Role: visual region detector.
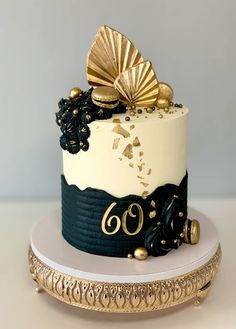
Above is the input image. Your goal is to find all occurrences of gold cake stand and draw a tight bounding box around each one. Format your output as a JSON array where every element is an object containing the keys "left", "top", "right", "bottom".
[{"left": 28, "top": 210, "right": 221, "bottom": 313}]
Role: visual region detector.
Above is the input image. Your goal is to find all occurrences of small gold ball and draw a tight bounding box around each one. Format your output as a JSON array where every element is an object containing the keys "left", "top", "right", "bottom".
[
  {"left": 156, "top": 98, "right": 170, "bottom": 109},
  {"left": 70, "top": 87, "right": 82, "bottom": 99},
  {"left": 179, "top": 212, "right": 184, "bottom": 217},
  {"left": 129, "top": 110, "right": 136, "bottom": 116},
  {"left": 73, "top": 109, "right": 79, "bottom": 115},
  {"left": 158, "top": 82, "right": 174, "bottom": 101},
  {"left": 146, "top": 107, "right": 154, "bottom": 113},
  {"left": 134, "top": 247, "right": 148, "bottom": 260},
  {"left": 127, "top": 253, "right": 133, "bottom": 259},
  {"left": 161, "top": 240, "right": 166, "bottom": 245},
  {"left": 164, "top": 107, "right": 169, "bottom": 113}
]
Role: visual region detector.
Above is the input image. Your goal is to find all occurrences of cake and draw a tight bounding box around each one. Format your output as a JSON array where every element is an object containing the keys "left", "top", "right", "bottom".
[{"left": 55, "top": 25, "right": 200, "bottom": 260}]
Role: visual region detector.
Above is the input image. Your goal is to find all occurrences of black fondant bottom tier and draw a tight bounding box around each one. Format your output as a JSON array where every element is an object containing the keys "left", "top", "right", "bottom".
[{"left": 61, "top": 173, "right": 188, "bottom": 258}]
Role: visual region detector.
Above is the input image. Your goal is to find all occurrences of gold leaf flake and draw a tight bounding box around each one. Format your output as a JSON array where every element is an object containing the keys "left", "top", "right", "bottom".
[
  {"left": 149, "top": 210, "right": 156, "bottom": 219},
  {"left": 113, "top": 118, "right": 121, "bottom": 123},
  {"left": 151, "top": 200, "right": 156, "bottom": 208},
  {"left": 112, "top": 124, "right": 130, "bottom": 138},
  {"left": 147, "top": 168, "right": 152, "bottom": 175},
  {"left": 140, "top": 182, "right": 149, "bottom": 187},
  {"left": 112, "top": 137, "right": 120, "bottom": 150},
  {"left": 139, "top": 151, "right": 144, "bottom": 156},
  {"left": 137, "top": 175, "right": 144, "bottom": 179},
  {"left": 118, "top": 157, "right": 122, "bottom": 161},
  {"left": 138, "top": 165, "right": 143, "bottom": 172},
  {"left": 130, "top": 124, "right": 135, "bottom": 130},
  {"left": 129, "top": 163, "right": 134, "bottom": 168},
  {"left": 122, "top": 144, "right": 133, "bottom": 159},
  {"left": 133, "top": 136, "right": 141, "bottom": 147},
  {"left": 141, "top": 191, "right": 149, "bottom": 199}
]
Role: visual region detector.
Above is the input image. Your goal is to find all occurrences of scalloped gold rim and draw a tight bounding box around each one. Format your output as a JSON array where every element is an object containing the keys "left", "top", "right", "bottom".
[{"left": 28, "top": 245, "right": 221, "bottom": 313}]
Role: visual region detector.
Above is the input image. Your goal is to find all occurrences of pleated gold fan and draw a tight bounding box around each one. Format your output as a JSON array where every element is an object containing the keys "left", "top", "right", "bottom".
[
  {"left": 114, "top": 61, "right": 159, "bottom": 107},
  {"left": 87, "top": 25, "right": 144, "bottom": 87}
]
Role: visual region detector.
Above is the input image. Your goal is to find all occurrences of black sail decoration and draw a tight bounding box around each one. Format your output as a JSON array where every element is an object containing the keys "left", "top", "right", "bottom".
[{"left": 143, "top": 195, "right": 186, "bottom": 256}]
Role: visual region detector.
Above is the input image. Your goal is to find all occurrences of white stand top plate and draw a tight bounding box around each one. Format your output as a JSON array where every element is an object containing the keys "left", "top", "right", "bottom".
[{"left": 31, "top": 208, "right": 219, "bottom": 283}]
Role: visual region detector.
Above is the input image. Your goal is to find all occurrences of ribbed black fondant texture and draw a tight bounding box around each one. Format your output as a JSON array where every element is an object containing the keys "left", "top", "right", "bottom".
[{"left": 61, "top": 173, "right": 188, "bottom": 257}]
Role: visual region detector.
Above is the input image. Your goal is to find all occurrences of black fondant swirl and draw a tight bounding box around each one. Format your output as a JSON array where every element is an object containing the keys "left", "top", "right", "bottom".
[
  {"left": 143, "top": 195, "right": 186, "bottom": 256},
  {"left": 56, "top": 88, "right": 127, "bottom": 154},
  {"left": 61, "top": 173, "right": 188, "bottom": 258}
]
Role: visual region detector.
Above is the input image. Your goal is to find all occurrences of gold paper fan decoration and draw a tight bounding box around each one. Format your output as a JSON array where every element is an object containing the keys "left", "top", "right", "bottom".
[
  {"left": 87, "top": 25, "right": 144, "bottom": 87},
  {"left": 114, "top": 61, "right": 159, "bottom": 107}
]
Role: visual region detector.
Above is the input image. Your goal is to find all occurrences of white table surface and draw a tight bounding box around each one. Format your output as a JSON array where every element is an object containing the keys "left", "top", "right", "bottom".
[{"left": 0, "top": 198, "right": 235, "bottom": 329}]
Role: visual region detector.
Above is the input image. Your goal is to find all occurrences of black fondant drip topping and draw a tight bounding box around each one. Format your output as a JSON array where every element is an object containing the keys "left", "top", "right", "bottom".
[
  {"left": 56, "top": 88, "right": 126, "bottom": 154},
  {"left": 61, "top": 173, "right": 188, "bottom": 258}
]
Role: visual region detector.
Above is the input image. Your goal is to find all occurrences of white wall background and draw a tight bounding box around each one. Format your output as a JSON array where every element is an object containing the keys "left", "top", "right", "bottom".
[{"left": 0, "top": 0, "right": 235, "bottom": 200}]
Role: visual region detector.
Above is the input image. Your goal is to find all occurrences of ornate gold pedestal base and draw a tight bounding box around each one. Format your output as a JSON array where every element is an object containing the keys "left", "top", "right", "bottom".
[{"left": 28, "top": 244, "right": 221, "bottom": 313}]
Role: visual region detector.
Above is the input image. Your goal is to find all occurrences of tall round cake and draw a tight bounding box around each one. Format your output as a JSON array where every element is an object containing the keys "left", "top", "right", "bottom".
[{"left": 56, "top": 25, "right": 200, "bottom": 260}]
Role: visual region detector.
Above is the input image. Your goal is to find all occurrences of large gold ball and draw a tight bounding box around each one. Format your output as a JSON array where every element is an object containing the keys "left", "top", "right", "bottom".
[
  {"left": 134, "top": 247, "right": 148, "bottom": 260},
  {"left": 159, "top": 82, "right": 174, "bottom": 101},
  {"left": 70, "top": 87, "right": 82, "bottom": 99},
  {"left": 156, "top": 98, "right": 170, "bottom": 109}
]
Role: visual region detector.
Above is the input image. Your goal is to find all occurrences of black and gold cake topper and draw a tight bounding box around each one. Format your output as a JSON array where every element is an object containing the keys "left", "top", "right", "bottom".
[{"left": 87, "top": 25, "right": 173, "bottom": 108}]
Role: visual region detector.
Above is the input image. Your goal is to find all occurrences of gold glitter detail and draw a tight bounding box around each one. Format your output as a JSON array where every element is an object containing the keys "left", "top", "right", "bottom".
[
  {"left": 140, "top": 182, "right": 149, "bottom": 188},
  {"left": 133, "top": 136, "right": 141, "bottom": 147},
  {"left": 112, "top": 124, "right": 130, "bottom": 138},
  {"left": 151, "top": 200, "right": 156, "bottom": 208},
  {"left": 161, "top": 240, "right": 166, "bottom": 245},
  {"left": 129, "top": 124, "right": 135, "bottom": 130},
  {"left": 122, "top": 144, "right": 133, "bottom": 159},
  {"left": 141, "top": 191, "right": 149, "bottom": 199},
  {"left": 149, "top": 210, "right": 156, "bottom": 219},
  {"left": 112, "top": 137, "right": 120, "bottom": 150},
  {"left": 139, "top": 151, "right": 144, "bottom": 156},
  {"left": 147, "top": 168, "right": 152, "bottom": 175},
  {"left": 179, "top": 212, "right": 184, "bottom": 217},
  {"left": 129, "top": 163, "right": 134, "bottom": 168},
  {"left": 113, "top": 118, "right": 121, "bottom": 123},
  {"left": 118, "top": 157, "right": 122, "bottom": 161}
]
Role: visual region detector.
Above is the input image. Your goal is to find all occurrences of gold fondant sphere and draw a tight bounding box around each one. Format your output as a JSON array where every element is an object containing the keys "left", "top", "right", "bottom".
[
  {"left": 127, "top": 253, "right": 133, "bottom": 259},
  {"left": 70, "top": 87, "right": 82, "bottom": 99},
  {"left": 156, "top": 98, "right": 170, "bottom": 109},
  {"left": 158, "top": 82, "right": 174, "bottom": 101},
  {"left": 134, "top": 247, "right": 148, "bottom": 260}
]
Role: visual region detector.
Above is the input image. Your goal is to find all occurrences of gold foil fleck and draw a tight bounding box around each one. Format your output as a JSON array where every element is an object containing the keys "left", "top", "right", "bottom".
[
  {"left": 113, "top": 118, "right": 121, "bottom": 123},
  {"left": 149, "top": 210, "right": 156, "bottom": 219},
  {"left": 141, "top": 191, "right": 149, "bottom": 199},
  {"left": 151, "top": 200, "right": 156, "bottom": 208},
  {"left": 133, "top": 136, "right": 141, "bottom": 147},
  {"left": 112, "top": 137, "right": 120, "bottom": 150},
  {"left": 138, "top": 165, "right": 143, "bottom": 172},
  {"left": 147, "top": 168, "right": 152, "bottom": 175},
  {"left": 118, "top": 157, "right": 122, "bottom": 161},
  {"left": 122, "top": 144, "right": 133, "bottom": 159},
  {"left": 112, "top": 124, "right": 130, "bottom": 138},
  {"left": 129, "top": 163, "right": 134, "bottom": 168},
  {"left": 140, "top": 182, "right": 149, "bottom": 188},
  {"left": 130, "top": 124, "right": 135, "bottom": 130},
  {"left": 137, "top": 175, "right": 144, "bottom": 179},
  {"left": 139, "top": 151, "right": 144, "bottom": 156}
]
